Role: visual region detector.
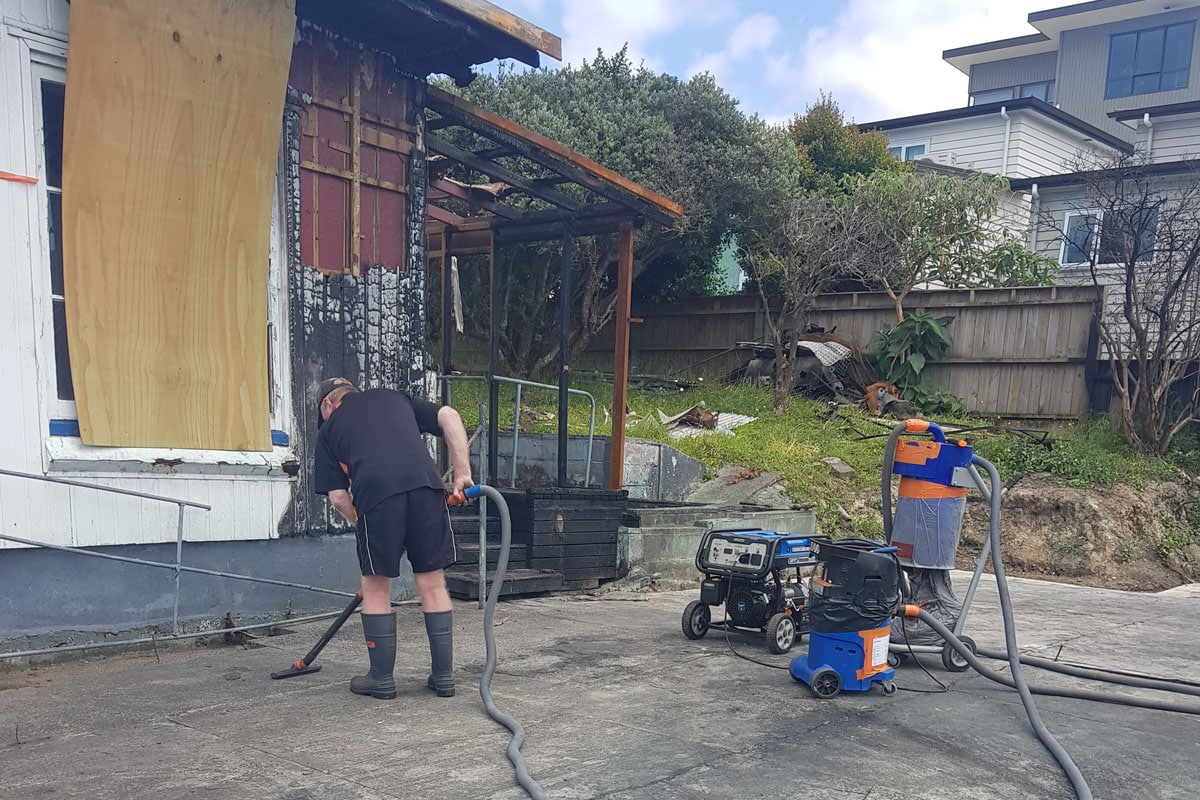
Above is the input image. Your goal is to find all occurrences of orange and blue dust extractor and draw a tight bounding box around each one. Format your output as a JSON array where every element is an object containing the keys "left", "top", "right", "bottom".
[
  {"left": 790, "top": 537, "right": 901, "bottom": 698},
  {"left": 885, "top": 420, "right": 978, "bottom": 669}
]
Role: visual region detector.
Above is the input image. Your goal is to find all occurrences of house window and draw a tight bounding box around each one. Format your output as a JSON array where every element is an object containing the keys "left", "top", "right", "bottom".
[
  {"left": 970, "top": 81, "right": 1055, "bottom": 106},
  {"left": 1106, "top": 22, "right": 1195, "bottom": 99},
  {"left": 888, "top": 142, "right": 928, "bottom": 161},
  {"left": 1061, "top": 210, "right": 1157, "bottom": 265},
  {"left": 39, "top": 79, "right": 72, "bottom": 404}
]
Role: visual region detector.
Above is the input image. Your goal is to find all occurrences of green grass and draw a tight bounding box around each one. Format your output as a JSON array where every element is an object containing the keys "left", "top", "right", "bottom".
[{"left": 447, "top": 379, "right": 1184, "bottom": 530}]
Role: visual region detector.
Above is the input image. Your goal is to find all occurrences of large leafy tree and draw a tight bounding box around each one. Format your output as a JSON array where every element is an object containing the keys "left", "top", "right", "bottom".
[
  {"left": 787, "top": 94, "right": 899, "bottom": 193},
  {"left": 849, "top": 170, "right": 1053, "bottom": 320},
  {"left": 438, "top": 49, "right": 759, "bottom": 375},
  {"left": 738, "top": 123, "right": 871, "bottom": 412}
]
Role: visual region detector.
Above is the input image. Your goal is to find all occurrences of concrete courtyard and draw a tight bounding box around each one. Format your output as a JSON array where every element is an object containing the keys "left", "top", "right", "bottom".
[{"left": 1, "top": 573, "right": 1197, "bottom": 799}]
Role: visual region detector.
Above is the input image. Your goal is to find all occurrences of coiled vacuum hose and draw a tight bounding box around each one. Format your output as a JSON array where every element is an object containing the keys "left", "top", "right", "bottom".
[{"left": 475, "top": 484, "right": 549, "bottom": 800}]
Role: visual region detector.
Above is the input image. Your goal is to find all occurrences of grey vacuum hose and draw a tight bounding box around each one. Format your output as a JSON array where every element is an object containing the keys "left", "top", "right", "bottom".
[
  {"left": 919, "top": 610, "right": 1200, "bottom": 715},
  {"left": 970, "top": 455, "right": 1093, "bottom": 800},
  {"left": 477, "top": 484, "right": 550, "bottom": 800}
]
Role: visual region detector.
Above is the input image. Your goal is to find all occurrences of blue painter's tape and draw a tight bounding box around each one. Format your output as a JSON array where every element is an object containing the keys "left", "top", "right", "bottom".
[
  {"left": 49, "top": 419, "right": 81, "bottom": 436},
  {"left": 271, "top": 430, "right": 290, "bottom": 447}
]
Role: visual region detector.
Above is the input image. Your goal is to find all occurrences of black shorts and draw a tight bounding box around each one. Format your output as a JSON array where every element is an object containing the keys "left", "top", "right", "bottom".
[{"left": 356, "top": 487, "right": 456, "bottom": 577}]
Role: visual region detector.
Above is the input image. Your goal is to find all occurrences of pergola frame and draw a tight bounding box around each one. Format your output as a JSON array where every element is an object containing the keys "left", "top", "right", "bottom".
[{"left": 423, "top": 87, "right": 682, "bottom": 489}]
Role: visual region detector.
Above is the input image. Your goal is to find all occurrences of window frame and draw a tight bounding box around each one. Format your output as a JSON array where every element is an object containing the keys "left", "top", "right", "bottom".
[
  {"left": 20, "top": 37, "right": 294, "bottom": 472},
  {"left": 1105, "top": 21, "right": 1195, "bottom": 99},
  {"left": 1059, "top": 208, "right": 1158, "bottom": 267},
  {"left": 887, "top": 139, "right": 931, "bottom": 161}
]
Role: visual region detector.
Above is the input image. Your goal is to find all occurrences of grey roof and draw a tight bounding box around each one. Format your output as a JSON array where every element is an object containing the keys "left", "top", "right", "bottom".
[{"left": 859, "top": 97, "right": 1134, "bottom": 155}]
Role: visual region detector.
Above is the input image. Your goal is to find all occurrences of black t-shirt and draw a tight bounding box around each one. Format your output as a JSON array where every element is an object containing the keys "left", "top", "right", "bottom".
[{"left": 313, "top": 389, "right": 445, "bottom": 514}]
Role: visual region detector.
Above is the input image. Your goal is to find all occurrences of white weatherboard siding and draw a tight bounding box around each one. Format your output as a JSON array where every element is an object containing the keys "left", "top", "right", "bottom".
[
  {"left": 1009, "top": 115, "right": 1115, "bottom": 178},
  {"left": 1136, "top": 114, "right": 1200, "bottom": 162},
  {"left": 885, "top": 116, "right": 1008, "bottom": 174},
  {"left": 0, "top": 1, "right": 295, "bottom": 549}
]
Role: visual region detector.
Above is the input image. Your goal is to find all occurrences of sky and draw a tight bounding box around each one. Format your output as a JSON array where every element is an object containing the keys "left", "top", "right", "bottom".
[{"left": 496, "top": 0, "right": 1053, "bottom": 124}]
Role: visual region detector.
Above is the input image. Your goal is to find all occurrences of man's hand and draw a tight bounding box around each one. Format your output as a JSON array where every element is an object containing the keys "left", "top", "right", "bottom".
[{"left": 452, "top": 473, "right": 474, "bottom": 495}]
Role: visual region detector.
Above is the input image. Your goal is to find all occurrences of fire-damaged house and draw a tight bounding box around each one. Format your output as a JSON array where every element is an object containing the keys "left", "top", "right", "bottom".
[{"left": 0, "top": 0, "right": 681, "bottom": 649}]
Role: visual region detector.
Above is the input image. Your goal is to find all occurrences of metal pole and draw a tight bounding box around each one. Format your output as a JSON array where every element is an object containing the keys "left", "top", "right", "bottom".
[
  {"left": 441, "top": 234, "right": 454, "bottom": 472},
  {"left": 610, "top": 221, "right": 634, "bottom": 489},
  {"left": 488, "top": 240, "right": 500, "bottom": 482},
  {"left": 479, "top": 403, "right": 489, "bottom": 609},
  {"left": 512, "top": 383, "right": 522, "bottom": 488},
  {"left": 172, "top": 504, "right": 185, "bottom": 636},
  {"left": 0, "top": 467, "right": 210, "bottom": 509},
  {"left": 558, "top": 232, "right": 571, "bottom": 487}
]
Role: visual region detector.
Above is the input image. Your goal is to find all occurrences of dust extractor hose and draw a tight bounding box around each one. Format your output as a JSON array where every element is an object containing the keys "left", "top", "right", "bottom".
[
  {"left": 975, "top": 646, "right": 1200, "bottom": 698},
  {"left": 468, "top": 484, "right": 550, "bottom": 800},
  {"left": 971, "top": 454, "right": 1092, "bottom": 800}
]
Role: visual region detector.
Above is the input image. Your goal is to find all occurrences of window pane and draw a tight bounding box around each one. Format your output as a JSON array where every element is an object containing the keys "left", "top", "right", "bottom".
[
  {"left": 1132, "top": 72, "right": 1160, "bottom": 95},
  {"left": 1063, "top": 214, "right": 1097, "bottom": 264},
  {"left": 1163, "top": 22, "right": 1194, "bottom": 73},
  {"left": 48, "top": 192, "right": 63, "bottom": 296},
  {"left": 52, "top": 300, "right": 74, "bottom": 401},
  {"left": 1108, "top": 32, "right": 1137, "bottom": 80},
  {"left": 1106, "top": 77, "right": 1133, "bottom": 98},
  {"left": 1162, "top": 69, "right": 1190, "bottom": 90},
  {"left": 970, "top": 87, "right": 1015, "bottom": 105},
  {"left": 1019, "top": 82, "right": 1049, "bottom": 101},
  {"left": 1134, "top": 27, "right": 1165, "bottom": 75},
  {"left": 888, "top": 146, "right": 902, "bottom": 157},
  {"left": 904, "top": 144, "right": 926, "bottom": 159},
  {"left": 40, "top": 81, "right": 65, "bottom": 189}
]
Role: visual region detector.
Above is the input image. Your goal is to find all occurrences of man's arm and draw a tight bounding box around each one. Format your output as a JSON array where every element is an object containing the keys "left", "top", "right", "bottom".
[
  {"left": 327, "top": 489, "right": 358, "bottom": 524},
  {"left": 437, "top": 405, "right": 474, "bottom": 493}
]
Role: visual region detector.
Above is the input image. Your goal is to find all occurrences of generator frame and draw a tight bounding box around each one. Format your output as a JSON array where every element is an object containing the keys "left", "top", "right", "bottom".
[{"left": 681, "top": 528, "right": 825, "bottom": 655}]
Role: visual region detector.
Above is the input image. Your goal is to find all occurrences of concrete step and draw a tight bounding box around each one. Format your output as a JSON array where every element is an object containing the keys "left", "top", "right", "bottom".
[
  {"left": 444, "top": 567, "right": 562, "bottom": 600},
  {"left": 623, "top": 504, "right": 719, "bottom": 528}
]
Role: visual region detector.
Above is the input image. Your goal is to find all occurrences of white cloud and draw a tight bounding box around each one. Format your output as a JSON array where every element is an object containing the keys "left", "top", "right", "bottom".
[
  {"left": 686, "top": 14, "right": 782, "bottom": 82},
  {"left": 557, "top": 0, "right": 692, "bottom": 71},
  {"left": 763, "top": 0, "right": 1048, "bottom": 123}
]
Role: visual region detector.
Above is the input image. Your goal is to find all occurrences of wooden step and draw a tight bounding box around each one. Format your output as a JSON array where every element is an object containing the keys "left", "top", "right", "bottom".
[
  {"left": 444, "top": 567, "right": 562, "bottom": 600},
  {"left": 452, "top": 542, "right": 528, "bottom": 568}
]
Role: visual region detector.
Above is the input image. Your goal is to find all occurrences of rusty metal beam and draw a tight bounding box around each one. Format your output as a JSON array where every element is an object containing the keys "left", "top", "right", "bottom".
[
  {"left": 426, "top": 85, "right": 682, "bottom": 226},
  {"left": 426, "top": 132, "right": 583, "bottom": 211},
  {"left": 610, "top": 222, "right": 634, "bottom": 490}
]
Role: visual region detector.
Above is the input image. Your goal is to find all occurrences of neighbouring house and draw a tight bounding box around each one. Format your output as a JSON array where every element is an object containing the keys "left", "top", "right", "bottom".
[
  {"left": 862, "top": 0, "right": 1200, "bottom": 269},
  {"left": 859, "top": 0, "right": 1200, "bottom": 421},
  {"left": 0, "top": 0, "right": 680, "bottom": 649}
]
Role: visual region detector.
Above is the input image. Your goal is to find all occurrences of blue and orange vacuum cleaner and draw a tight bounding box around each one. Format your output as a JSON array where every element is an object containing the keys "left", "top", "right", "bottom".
[{"left": 790, "top": 537, "right": 901, "bottom": 698}]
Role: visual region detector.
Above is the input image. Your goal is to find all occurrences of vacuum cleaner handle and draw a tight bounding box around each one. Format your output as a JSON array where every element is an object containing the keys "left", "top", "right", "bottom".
[
  {"left": 446, "top": 484, "right": 485, "bottom": 506},
  {"left": 905, "top": 418, "right": 947, "bottom": 442}
]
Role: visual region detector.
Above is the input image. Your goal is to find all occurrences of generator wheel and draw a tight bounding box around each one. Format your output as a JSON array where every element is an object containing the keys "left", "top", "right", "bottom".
[
  {"left": 765, "top": 613, "right": 796, "bottom": 654},
  {"left": 682, "top": 601, "right": 711, "bottom": 640},
  {"left": 810, "top": 668, "right": 842, "bottom": 699},
  {"left": 941, "top": 635, "right": 976, "bottom": 673}
]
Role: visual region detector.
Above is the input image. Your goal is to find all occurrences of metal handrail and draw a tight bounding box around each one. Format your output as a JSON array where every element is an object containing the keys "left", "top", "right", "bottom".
[
  {"left": 440, "top": 374, "right": 596, "bottom": 487},
  {"left": 0, "top": 466, "right": 370, "bottom": 661}
]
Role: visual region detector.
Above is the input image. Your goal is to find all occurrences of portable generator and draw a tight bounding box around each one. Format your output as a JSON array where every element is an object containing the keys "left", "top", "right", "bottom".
[
  {"left": 681, "top": 528, "right": 822, "bottom": 654},
  {"left": 790, "top": 537, "right": 900, "bottom": 698}
]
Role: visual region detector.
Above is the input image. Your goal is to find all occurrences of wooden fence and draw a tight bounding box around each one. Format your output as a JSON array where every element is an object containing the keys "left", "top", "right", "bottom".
[{"left": 582, "top": 285, "right": 1105, "bottom": 421}]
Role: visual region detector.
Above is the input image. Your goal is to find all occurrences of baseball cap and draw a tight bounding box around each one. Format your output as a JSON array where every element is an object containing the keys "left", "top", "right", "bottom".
[{"left": 316, "top": 377, "right": 355, "bottom": 429}]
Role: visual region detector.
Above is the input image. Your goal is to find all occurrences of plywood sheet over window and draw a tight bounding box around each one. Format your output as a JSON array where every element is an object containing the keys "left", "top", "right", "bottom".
[
  {"left": 62, "top": 0, "right": 295, "bottom": 451},
  {"left": 289, "top": 28, "right": 412, "bottom": 275}
]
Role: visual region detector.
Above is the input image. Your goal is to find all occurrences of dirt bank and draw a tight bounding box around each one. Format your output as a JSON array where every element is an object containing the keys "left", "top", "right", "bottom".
[{"left": 956, "top": 474, "right": 1199, "bottom": 591}]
